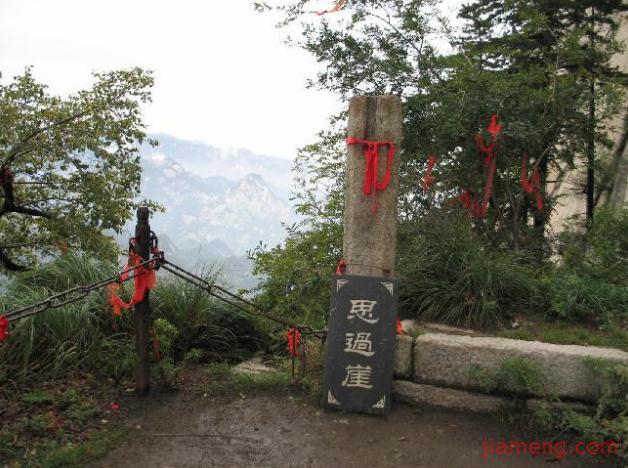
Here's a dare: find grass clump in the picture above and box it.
[398,209,540,329]
[33,427,128,468]
[0,253,268,387]
[468,357,546,398]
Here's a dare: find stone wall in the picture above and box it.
[393,333,628,413]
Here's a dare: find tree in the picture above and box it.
[258,0,626,246]
[458,0,627,225]
[0,68,155,272]
[250,1,627,327]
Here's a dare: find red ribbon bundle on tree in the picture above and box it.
[461,114,503,218]
[346,136,395,215]
[314,0,347,15]
[0,315,8,341]
[108,253,157,317]
[286,327,302,357]
[520,154,544,210]
[421,154,438,192]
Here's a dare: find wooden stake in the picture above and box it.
[134,207,151,394]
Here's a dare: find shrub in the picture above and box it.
[546,272,628,324]
[398,209,540,328]
[548,207,628,325]
[0,253,267,385]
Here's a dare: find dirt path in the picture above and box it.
[97,390,620,468]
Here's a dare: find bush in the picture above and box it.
[546,272,628,324]
[398,209,541,328]
[548,207,628,325]
[250,222,342,330]
[0,253,267,385]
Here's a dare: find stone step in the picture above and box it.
[413,333,628,402]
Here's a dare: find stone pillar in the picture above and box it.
[343,95,402,278]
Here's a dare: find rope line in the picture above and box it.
[1,255,327,343]
[3,258,156,322]
[161,261,326,338]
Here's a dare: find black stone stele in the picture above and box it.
[322,274,399,415]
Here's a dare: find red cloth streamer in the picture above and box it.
[108,253,157,317]
[336,258,346,275]
[459,190,485,218]
[314,0,347,15]
[396,318,404,335]
[287,328,302,357]
[421,154,438,192]
[346,136,395,214]
[0,166,14,185]
[486,114,503,138]
[0,315,8,341]
[520,154,544,211]
[462,114,503,218]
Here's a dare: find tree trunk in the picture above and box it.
[586,77,596,223]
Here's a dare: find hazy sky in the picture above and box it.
[0,1,460,159]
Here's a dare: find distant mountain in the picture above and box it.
[126,134,297,289]
[142,133,294,194]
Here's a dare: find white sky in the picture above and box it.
[0,0,462,160]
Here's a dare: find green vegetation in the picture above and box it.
[527,360,628,462]
[33,428,128,468]
[0,253,273,466]
[0,68,160,271]
[0,253,269,387]
[468,357,627,461]
[203,346,324,405]
[251,1,628,336]
[498,320,628,350]
[468,357,546,397]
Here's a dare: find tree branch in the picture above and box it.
[3,110,89,166]
[0,249,28,272]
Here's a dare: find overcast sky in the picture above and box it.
[0,0,461,160]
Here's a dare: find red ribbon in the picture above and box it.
[421,154,438,192]
[314,0,347,15]
[0,315,8,341]
[520,154,544,211]
[462,114,502,218]
[286,328,302,357]
[108,253,156,317]
[346,136,395,214]
[396,318,404,335]
[0,166,14,185]
[336,258,346,275]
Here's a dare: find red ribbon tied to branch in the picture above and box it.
[286,328,302,357]
[0,315,9,341]
[520,153,544,211]
[108,252,157,317]
[346,136,395,215]
[462,114,503,218]
[421,154,438,192]
[314,0,347,15]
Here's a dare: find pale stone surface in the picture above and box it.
[422,322,476,336]
[234,357,275,375]
[413,333,628,402]
[526,399,594,414]
[393,380,514,413]
[344,95,402,278]
[394,335,414,378]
